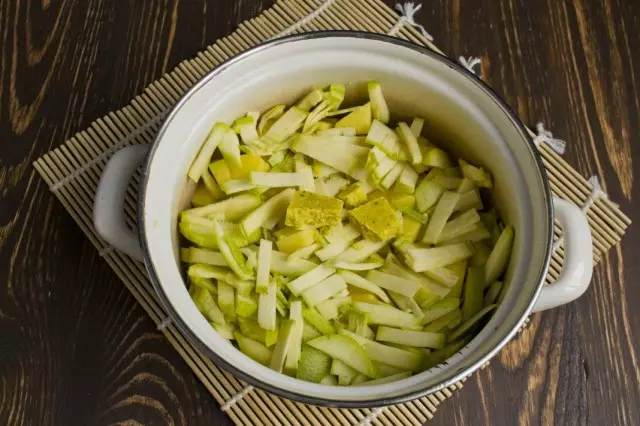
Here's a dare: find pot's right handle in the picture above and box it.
[532,197,593,312]
[93,144,150,262]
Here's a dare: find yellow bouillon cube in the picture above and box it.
[285,191,343,229]
[349,197,400,241]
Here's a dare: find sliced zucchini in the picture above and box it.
[269,319,297,372]
[396,122,423,164]
[368,81,390,124]
[484,226,514,284]
[307,334,381,378]
[297,345,332,383]
[187,123,226,182]
[352,302,422,330]
[235,333,273,365]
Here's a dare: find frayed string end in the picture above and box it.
[221,386,254,411]
[391,2,434,41]
[359,407,386,425]
[533,122,566,155]
[458,56,482,75]
[588,175,603,193]
[585,175,618,209]
[551,174,615,254]
[157,317,172,331]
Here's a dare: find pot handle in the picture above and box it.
[532,197,593,312]
[93,145,150,262]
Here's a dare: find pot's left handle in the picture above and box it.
[93,145,150,262]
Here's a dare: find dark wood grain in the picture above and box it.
[0,0,638,425]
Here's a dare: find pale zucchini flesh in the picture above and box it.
[217,280,236,319]
[285,301,304,371]
[181,82,512,387]
[235,333,273,365]
[421,298,460,324]
[287,263,336,296]
[423,309,462,332]
[485,226,514,284]
[188,123,226,182]
[462,266,484,322]
[270,250,317,276]
[338,270,391,303]
[415,176,444,213]
[269,319,296,372]
[410,117,424,138]
[302,274,347,307]
[235,293,258,318]
[331,359,359,385]
[340,329,423,371]
[192,286,226,325]
[302,306,336,334]
[422,191,461,244]
[257,282,277,331]
[397,122,423,164]
[405,243,475,272]
[352,301,422,330]
[316,296,351,320]
[184,193,262,221]
[240,188,295,237]
[212,219,253,280]
[213,322,236,340]
[367,81,390,124]
[256,239,273,293]
[219,128,242,169]
[302,323,323,342]
[181,247,227,266]
[307,334,381,378]
[395,164,419,194]
[335,239,387,263]
[484,281,503,306]
[297,345,332,382]
[365,270,421,298]
[320,375,338,386]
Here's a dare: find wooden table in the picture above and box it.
[1,1,638,425]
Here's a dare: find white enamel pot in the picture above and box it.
[93,32,593,407]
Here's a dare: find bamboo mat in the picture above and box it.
[33,0,631,424]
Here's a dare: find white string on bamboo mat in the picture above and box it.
[358,407,386,426]
[48,110,168,193]
[551,175,611,253]
[533,122,566,155]
[388,2,434,41]
[221,386,255,412]
[458,56,482,75]
[271,0,337,39]
[157,316,173,331]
